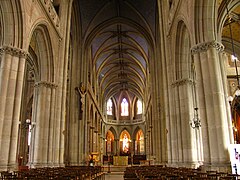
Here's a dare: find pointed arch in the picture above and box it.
[29,24,55,82]
[175,20,191,81]
[134,128,145,155]
[108,126,117,139]
[0,0,25,48]
[105,130,114,154]
[120,129,131,155]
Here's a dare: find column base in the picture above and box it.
[28,162,65,169]
[0,162,18,172]
[201,162,232,173]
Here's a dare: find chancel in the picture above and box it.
[0,0,240,179]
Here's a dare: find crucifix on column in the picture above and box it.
[75,82,87,120]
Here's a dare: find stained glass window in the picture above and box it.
[137,100,142,114]
[121,98,129,116]
[107,99,112,115]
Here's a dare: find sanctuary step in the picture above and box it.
[102,165,128,172]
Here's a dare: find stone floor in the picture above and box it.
[102,165,126,180]
[104,172,124,180]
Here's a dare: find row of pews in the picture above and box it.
[124,165,239,179]
[0,166,104,179]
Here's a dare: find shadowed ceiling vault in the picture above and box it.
[77,0,157,103]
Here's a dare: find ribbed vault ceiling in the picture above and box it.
[77,0,156,102]
[219,0,240,45]
[93,24,149,100]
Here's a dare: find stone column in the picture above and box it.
[31,81,57,167]
[221,52,234,144]
[115,139,120,155]
[145,135,149,156]
[100,136,104,165]
[53,0,73,167]
[47,85,57,166]
[132,139,136,155]
[149,126,153,157]
[191,41,231,170]
[112,139,116,155]
[0,46,27,171]
[90,126,94,153]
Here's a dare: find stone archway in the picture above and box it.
[19,24,56,168]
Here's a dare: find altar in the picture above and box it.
[113,156,128,166]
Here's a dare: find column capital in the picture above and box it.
[191,41,224,54]
[0,46,28,58]
[171,78,195,87]
[34,81,58,89]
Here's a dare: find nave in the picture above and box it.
[1,0,240,176]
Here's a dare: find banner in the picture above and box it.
[228,144,240,174]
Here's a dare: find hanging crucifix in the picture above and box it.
[75,82,87,120]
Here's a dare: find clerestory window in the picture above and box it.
[107,99,113,115]
[137,100,142,114]
[121,98,129,116]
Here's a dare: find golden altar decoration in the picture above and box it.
[113,156,128,166]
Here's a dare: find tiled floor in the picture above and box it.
[104,172,124,180]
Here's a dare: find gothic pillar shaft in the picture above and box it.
[116,139,119,155]
[9,55,26,167]
[221,52,234,144]
[95,132,99,153]
[48,87,56,165]
[0,46,27,170]
[32,83,47,166]
[53,0,73,167]
[191,41,230,165]
[171,79,198,165]
[53,88,62,166]
[132,139,135,155]
[32,81,56,167]
[113,140,116,155]
[0,52,13,167]
[90,128,93,152]
[42,87,51,164]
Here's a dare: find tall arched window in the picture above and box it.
[137,99,142,114]
[107,99,113,115]
[121,98,129,116]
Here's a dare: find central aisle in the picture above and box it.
[105,172,124,180]
[102,165,127,180]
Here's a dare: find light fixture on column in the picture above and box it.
[20,119,36,132]
[190,107,201,129]
[190,55,201,129]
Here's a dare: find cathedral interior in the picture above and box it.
[0,0,240,178]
